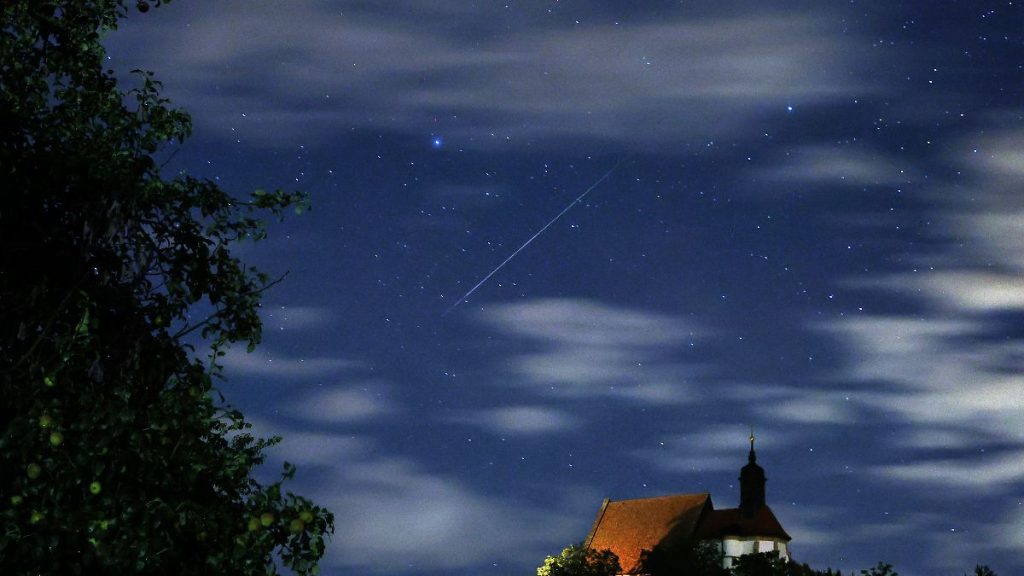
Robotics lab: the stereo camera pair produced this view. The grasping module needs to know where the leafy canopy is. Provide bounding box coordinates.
[539,540,1001,576]
[640,538,731,576]
[1,1,330,574]
[538,544,622,576]
[858,562,897,576]
[732,551,838,576]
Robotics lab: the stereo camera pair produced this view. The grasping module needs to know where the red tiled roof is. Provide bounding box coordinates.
[584,493,712,574]
[697,505,791,542]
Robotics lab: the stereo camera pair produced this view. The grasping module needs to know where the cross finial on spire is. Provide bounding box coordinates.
[748,426,756,462]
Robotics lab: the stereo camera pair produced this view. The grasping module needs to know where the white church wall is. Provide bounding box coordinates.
[721,537,790,568]
[723,538,754,557]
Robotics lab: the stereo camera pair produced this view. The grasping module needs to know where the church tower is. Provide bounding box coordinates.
[739,429,766,517]
[583,429,792,573]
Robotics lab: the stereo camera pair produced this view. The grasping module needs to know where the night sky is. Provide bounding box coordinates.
[104,2,1024,575]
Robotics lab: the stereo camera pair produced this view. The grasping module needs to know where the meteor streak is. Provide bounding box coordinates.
[443,156,630,316]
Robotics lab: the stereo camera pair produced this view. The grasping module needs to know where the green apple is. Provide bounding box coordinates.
[10,495,23,506]
[89,481,102,495]
[299,510,314,523]
[43,376,55,387]
[289,519,305,534]
[38,414,53,428]
[259,512,274,527]
[49,431,63,446]
[26,463,41,479]
[247,517,260,532]
[30,511,43,524]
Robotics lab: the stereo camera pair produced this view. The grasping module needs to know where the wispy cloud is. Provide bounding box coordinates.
[286,385,398,424]
[449,405,582,436]
[261,305,336,332]
[770,394,858,425]
[850,272,1024,313]
[817,315,1024,435]
[966,127,1024,178]
[874,450,1024,489]
[896,427,993,450]
[255,419,593,573]
[264,430,370,468]
[322,460,583,572]
[478,298,710,404]
[110,5,874,150]
[632,425,799,475]
[759,146,916,187]
[220,347,359,380]
[482,298,698,346]
[806,121,1024,493]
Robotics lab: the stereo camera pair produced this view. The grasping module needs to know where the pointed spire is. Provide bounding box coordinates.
[740,427,766,517]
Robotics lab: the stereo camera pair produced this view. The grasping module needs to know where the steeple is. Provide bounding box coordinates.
[739,427,766,517]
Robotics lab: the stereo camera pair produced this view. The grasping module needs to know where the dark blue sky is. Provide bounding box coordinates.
[106,2,1023,574]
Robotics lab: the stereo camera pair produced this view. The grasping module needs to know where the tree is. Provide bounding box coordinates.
[967,566,997,576]
[732,551,841,576]
[859,562,897,576]
[640,538,730,576]
[0,1,331,574]
[733,552,796,576]
[537,544,622,576]
[732,551,787,576]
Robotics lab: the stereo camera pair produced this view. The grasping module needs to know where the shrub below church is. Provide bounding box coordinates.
[538,544,621,576]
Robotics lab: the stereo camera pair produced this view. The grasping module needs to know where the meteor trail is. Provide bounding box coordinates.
[443,156,630,316]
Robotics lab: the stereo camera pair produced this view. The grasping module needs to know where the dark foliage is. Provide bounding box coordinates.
[858,562,897,576]
[732,551,842,576]
[1,1,331,573]
[640,538,731,576]
[537,544,622,576]
[539,539,1002,576]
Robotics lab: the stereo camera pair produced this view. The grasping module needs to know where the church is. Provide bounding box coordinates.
[583,434,791,574]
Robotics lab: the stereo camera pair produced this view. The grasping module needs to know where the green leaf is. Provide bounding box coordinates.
[0,1,330,573]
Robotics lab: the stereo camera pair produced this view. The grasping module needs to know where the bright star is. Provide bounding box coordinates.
[431,136,443,149]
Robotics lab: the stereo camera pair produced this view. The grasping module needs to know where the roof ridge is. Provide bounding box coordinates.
[605,491,710,504]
